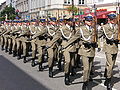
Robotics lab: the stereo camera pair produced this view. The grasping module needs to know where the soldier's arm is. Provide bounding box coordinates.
[3,30,11,35]
[98,25,104,38]
[11,27,20,34]
[32,28,46,39]
[47,36,60,47]
[0,30,6,35]
[97,25,104,50]
[19,30,28,36]
[63,30,80,48]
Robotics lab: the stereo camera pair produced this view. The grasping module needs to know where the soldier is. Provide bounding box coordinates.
[98,13,119,90]
[63,14,98,89]
[0,23,6,50]
[11,21,21,57]
[28,20,37,65]
[35,19,47,71]
[46,17,63,78]
[30,19,46,70]
[16,21,23,59]
[60,19,76,85]
[30,18,49,71]
[8,21,15,54]
[3,21,12,52]
[19,20,30,63]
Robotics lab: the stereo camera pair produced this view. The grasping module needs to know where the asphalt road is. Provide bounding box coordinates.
[0,47,120,90]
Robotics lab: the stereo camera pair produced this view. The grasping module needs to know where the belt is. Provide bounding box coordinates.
[83,42,98,48]
[106,38,119,45]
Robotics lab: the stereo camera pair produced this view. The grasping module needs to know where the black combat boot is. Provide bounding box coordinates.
[23,56,27,63]
[17,49,21,60]
[5,47,8,52]
[17,55,21,60]
[82,81,89,90]
[1,45,4,51]
[64,73,70,85]
[13,51,17,57]
[31,58,36,67]
[38,62,43,71]
[49,67,53,78]
[89,76,93,81]
[58,61,62,71]
[71,66,76,76]
[104,78,112,90]
[9,49,12,54]
[104,68,107,78]
[90,67,94,75]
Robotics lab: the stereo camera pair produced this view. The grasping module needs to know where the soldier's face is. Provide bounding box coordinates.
[85,20,92,26]
[110,18,116,24]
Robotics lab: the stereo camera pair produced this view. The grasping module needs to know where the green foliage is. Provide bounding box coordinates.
[0,17,5,21]
[0,4,18,21]
[67,6,78,14]
[9,14,16,20]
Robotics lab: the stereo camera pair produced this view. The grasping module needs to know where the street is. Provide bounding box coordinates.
[0,47,120,90]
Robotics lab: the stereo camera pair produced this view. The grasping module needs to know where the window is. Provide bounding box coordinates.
[64,0,71,4]
[82,0,84,4]
[68,0,71,4]
[64,0,67,4]
[98,0,104,2]
[79,0,85,4]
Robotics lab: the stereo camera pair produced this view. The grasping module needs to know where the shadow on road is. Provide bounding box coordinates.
[0,55,49,90]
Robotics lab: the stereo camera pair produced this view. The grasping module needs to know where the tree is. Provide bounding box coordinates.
[9,14,16,20]
[67,6,78,14]
[0,4,17,21]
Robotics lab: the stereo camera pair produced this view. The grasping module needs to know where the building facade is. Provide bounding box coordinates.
[6,0,120,20]
[0,1,6,12]
[28,0,89,19]
[16,0,29,19]
[91,0,118,11]
[6,0,16,8]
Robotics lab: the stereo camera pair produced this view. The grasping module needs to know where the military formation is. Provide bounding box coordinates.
[0,12,119,90]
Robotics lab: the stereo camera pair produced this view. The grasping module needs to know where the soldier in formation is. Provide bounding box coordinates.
[0,13,119,90]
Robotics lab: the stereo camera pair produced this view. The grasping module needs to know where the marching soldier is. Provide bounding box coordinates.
[63,14,98,89]
[11,21,21,57]
[98,13,119,90]
[30,19,47,71]
[0,23,6,50]
[28,20,37,65]
[60,19,77,85]
[16,21,23,59]
[8,22,15,54]
[46,17,62,77]
[3,22,12,52]
[19,21,30,63]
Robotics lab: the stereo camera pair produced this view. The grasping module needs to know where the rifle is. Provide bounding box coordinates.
[46,10,49,26]
[93,4,97,43]
[72,0,76,34]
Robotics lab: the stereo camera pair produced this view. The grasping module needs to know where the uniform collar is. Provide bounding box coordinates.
[86,25,92,30]
[66,24,70,29]
[109,23,116,28]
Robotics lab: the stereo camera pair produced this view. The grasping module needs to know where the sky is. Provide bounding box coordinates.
[0,0,6,5]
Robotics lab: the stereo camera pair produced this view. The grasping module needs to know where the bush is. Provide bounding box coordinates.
[9,14,16,20]
[0,17,5,21]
